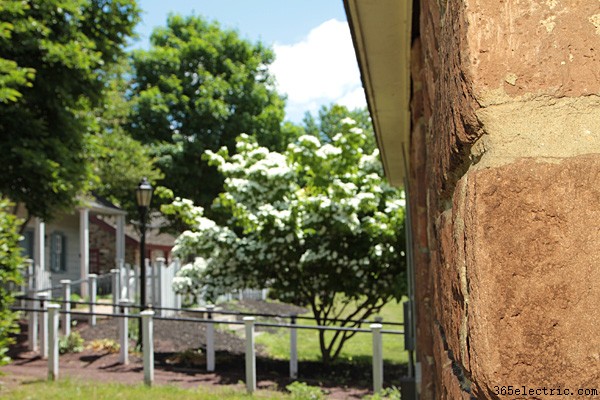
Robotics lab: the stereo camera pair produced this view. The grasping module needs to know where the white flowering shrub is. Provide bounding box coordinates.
[163,118,406,363]
[171,257,209,305]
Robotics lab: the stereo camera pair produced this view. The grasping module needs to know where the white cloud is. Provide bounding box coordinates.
[270,19,366,122]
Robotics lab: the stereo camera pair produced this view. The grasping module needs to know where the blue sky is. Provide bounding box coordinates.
[131,1,366,122]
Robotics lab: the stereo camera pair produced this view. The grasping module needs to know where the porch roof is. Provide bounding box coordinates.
[79,194,127,216]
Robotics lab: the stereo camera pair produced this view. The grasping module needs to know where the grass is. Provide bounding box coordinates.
[1,378,289,400]
[255,300,408,364]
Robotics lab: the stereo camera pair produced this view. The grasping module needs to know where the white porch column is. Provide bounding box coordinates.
[34,218,45,290]
[79,208,89,298]
[116,214,125,266]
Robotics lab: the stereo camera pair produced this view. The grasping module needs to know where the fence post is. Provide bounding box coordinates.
[26,259,34,290]
[88,274,97,326]
[47,304,60,381]
[141,309,154,386]
[206,304,215,372]
[28,289,38,352]
[38,292,49,359]
[125,261,132,301]
[60,280,71,337]
[131,263,137,304]
[244,317,256,393]
[21,259,33,309]
[151,259,156,308]
[111,269,120,314]
[371,323,383,393]
[174,259,182,309]
[119,298,130,365]
[156,258,165,316]
[289,314,298,379]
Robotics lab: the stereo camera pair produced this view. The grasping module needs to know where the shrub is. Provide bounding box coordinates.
[87,338,119,353]
[365,386,402,400]
[59,331,85,354]
[285,382,324,400]
[0,198,24,365]
[164,119,407,363]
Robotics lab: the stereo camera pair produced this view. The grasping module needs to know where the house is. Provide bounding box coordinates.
[18,195,127,296]
[90,213,175,273]
[345,1,600,398]
[19,194,176,296]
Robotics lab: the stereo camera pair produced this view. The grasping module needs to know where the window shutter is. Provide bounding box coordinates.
[50,233,58,272]
[60,234,67,272]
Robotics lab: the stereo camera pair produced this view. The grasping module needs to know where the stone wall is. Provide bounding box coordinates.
[89,218,136,273]
[412,0,600,398]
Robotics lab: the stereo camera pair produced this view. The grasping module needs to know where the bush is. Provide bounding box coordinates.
[0,198,24,365]
[165,119,407,363]
[59,332,85,354]
[365,387,402,400]
[285,382,324,400]
[87,338,119,353]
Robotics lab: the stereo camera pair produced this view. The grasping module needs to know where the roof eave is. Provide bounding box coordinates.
[344,0,413,187]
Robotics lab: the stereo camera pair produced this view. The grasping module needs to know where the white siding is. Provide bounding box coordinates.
[44,213,81,287]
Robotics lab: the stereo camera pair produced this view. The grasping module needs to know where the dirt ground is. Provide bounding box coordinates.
[1,300,407,399]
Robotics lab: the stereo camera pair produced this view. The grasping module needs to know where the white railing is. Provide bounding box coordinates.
[20,259,52,294]
[113,258,183,316]
[22,257,267,318]
[25,301,400,394]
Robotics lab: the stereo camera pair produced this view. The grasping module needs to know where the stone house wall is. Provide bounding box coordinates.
[411,0,600,398]
[89,218,136,274]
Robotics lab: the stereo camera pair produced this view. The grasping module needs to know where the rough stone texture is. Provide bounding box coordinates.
[435,207,468,373]
[465,0,600,105]
[412,0,600,398]
[432,326,473,400]
[89,219,137,273]
[409,37,436,400]
[420,0,483,200]
[464,156,600,398]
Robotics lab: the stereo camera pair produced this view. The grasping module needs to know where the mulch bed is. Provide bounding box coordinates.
[1,300,407,398]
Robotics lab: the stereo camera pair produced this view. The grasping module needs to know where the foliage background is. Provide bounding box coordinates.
[0,0,140,222]
[0,199,23,365]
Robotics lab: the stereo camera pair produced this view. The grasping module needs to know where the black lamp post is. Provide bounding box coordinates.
[136,177,153,346]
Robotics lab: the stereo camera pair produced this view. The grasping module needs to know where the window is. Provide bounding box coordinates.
[20,230,34,259]
[50,232,67,272]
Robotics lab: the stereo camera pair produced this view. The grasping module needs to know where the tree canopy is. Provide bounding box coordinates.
[164,117,406,362]
[0,0,140,222]
[303,104,376,153]
[86,61,163,217]
[127,14,297,211]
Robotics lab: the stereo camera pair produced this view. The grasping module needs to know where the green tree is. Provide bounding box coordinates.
[0,0,140,223]
[128,14,296,211]
[0,198,24,365]
[303,104,376,153]
[165,118,406,363]
[87,62,163,217]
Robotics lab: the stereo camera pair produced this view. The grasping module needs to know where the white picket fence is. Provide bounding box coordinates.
[215,288,269,303]
[20,259,52,293]
[22,257,267,317]
[115,258,183,316]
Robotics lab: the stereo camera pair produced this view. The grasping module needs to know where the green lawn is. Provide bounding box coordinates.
[1,378,289,400]
[255,300,408,364]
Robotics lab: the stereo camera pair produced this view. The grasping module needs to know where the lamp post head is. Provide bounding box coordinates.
[136,177,153,209]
